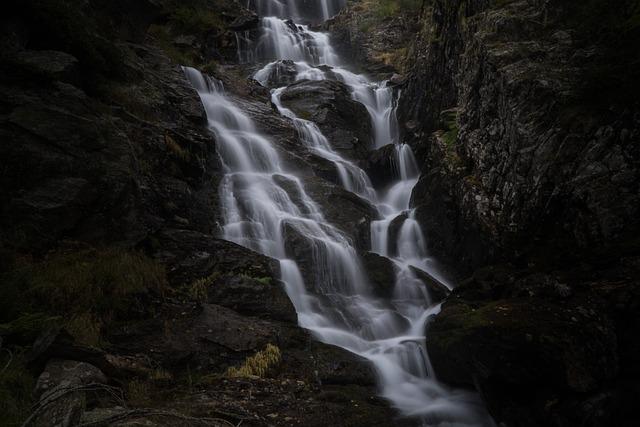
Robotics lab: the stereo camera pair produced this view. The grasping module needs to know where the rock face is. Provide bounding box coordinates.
[323,1,420,78]
[399,0,640,272]
[279,79,373,160]
[393,1,640,425]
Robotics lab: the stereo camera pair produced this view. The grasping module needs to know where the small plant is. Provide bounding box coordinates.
[254,276,273,286]
[225,344,282,378]
[164,134,191,162]
[189,271,220,303]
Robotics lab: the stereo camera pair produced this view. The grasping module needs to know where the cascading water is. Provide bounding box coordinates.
[248,0,346,23]
[185,2,495,425]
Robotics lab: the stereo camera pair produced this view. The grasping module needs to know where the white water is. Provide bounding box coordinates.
[248,0,346,23]
[185,2,494,425]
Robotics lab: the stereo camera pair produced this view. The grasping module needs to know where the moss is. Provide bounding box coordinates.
[254,276,273,286]
[225,344,282,378]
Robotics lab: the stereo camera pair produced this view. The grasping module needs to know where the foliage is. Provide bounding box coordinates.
[373,0,424,18]
[225,344,282,378]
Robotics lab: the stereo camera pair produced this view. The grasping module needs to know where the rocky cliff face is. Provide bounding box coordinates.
[399,0,640,271]
[390,0,640,425]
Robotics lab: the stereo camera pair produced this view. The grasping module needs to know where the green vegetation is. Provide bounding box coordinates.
[0,246,167,347]
[225,344,282,378]
[441,109,459,148]
[372,0,424,18]
[189,271,221,303]
[163,1,224,35]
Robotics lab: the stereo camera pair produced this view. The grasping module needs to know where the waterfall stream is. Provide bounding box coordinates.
[185,2,494,425]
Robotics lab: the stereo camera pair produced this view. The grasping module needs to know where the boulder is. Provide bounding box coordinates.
[362,252,397,298]
[362,143,398,188]
[409,266,450,304]
[256,59,299,88]
[30,359,107,427]
[427,289,618,425]
[35,359,107,398]
[279,79,372,160]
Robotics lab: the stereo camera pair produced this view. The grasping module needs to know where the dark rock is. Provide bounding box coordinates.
[324,3,419,78]
[279,79,373,160]
[228,10,259,31]
[387,212,408,257]
[427,273,620,426]
[27,326,119,378]
[362,252,397,298]
[362,143,398,188]
[256,59,299,88]
[150,229,296,323]
[34,359,107,398]
[409,266,450,304]
[13,49,79,83]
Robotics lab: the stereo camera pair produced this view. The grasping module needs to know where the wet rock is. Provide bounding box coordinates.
[409,266,450,304]
[362,252,397,298]
[279,79,373,160]
[362,143,398,188]
[386,212,408,257]
[301,175,377,251]
[257,59,299,88]
[228,10,259,31]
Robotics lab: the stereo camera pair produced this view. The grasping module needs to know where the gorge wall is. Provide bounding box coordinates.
[392,0,640,426]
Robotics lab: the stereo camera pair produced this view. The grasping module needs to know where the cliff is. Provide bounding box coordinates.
[392,0,640,425]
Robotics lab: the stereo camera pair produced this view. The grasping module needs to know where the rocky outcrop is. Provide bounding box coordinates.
[426,260,640,427]
[324,0,421,77]
[279,79,373,160]
[400,0,640,272]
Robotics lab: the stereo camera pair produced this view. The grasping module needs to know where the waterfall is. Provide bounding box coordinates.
[248,0,346,23]
[185,2,494,425]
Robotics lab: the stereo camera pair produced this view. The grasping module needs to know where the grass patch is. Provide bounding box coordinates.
[189,271,221,303]
[225,344,281,378]
[0,246,167,346]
